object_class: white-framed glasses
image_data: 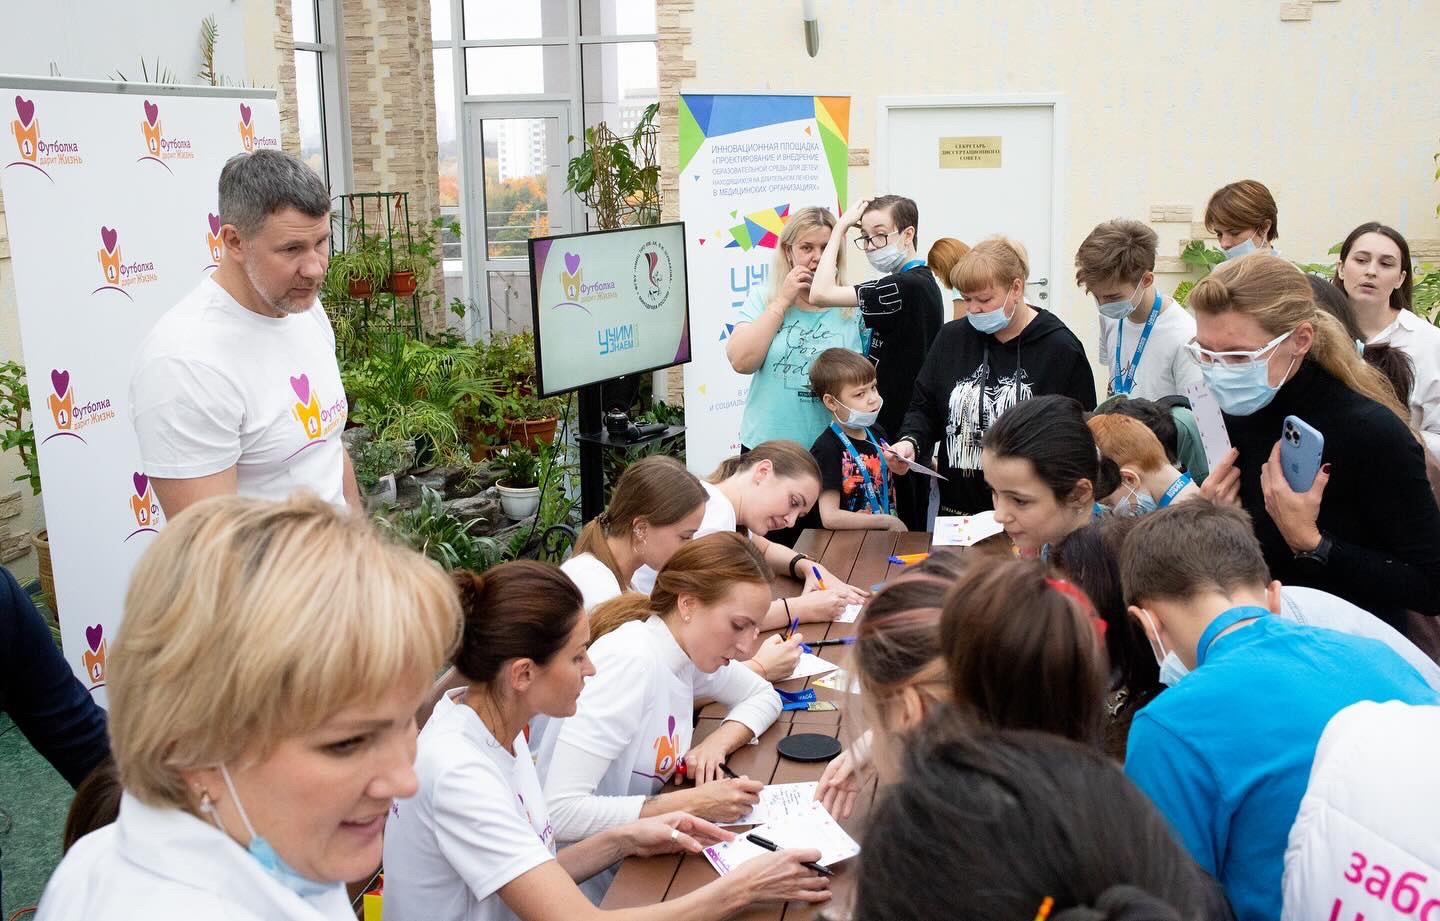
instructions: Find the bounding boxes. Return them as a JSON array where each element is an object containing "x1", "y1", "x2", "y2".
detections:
[{"x1": 1183, "y1": 328, "x2": 1294, "y2": 368}]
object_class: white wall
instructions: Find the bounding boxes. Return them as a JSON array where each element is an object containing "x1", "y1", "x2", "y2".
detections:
[{"x1": 671, "y1": 0, "x2": 1440, "y2": 361}]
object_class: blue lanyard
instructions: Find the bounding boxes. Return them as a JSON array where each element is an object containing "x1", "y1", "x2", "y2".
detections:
[
  {"x1": 1158, "y1": 473, "x2": 1192, "y2": 508},
  {"x1": 829, "y1": 421, "x2": 890, "y2": 515},
  {"x1": 1195, "y1": 605, "x2": 1267, "y2": 667},
  {"x1": 898, "y1": 258, "x2": 926, "y2": 273},
  {"x1": 1112, "y1": 292, "x2": 1163, "y2": 395}
]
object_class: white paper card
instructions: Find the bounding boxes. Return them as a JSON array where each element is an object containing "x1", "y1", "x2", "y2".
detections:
[
  {"x1": 813, "y1": 668, "x2": 858, "y2": 693},
  {"x1": 837, "y1": 603, "x2": 862, "y2": 623},
  {"x1": 704, "y1": 801, "x2": 861, "y2": 874},
  {"x1": 718, "y1": 782, "x2": 820, "y2": 826},
  {"x1": 782, "y1": 652, "x2": 839, "y2": 682},
  {"x1": 881, "y1": 445, "x2": 948, "y2": 480},
  {"x1": 932, "y1": 511, "x2": 1006, "y2": 547},
  {"x1": 1184, "y1": 380, "x2": 1233, "y2": 471}
]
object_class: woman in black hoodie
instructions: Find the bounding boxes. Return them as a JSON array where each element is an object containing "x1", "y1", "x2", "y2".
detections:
[{"x1": 891, "y1": 237, "x2": 1096, "y2": 515}]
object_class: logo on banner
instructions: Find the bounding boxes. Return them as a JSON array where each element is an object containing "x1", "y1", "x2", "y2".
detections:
[
  {"x1": 93, "y1": 226, "x2": 158, "y2": 299},
  {"x1": 204, "y1": 213, "x2": 223, "y2": 269},
  {"x1": 633, "y1": 240, "x2": 674, "y2": 310},
  {"x1": 136, "y1": 99, "x2": 195, "y2": 171},
  {"x1": 41, "y1": 369, "x2": 115, "y2": 444},
  {"x1": 237, "y1": 103, "x2": 278, "y2": 152},
  {"x1": 126, "y1": 472, "x2": 163, "y2": 541},
  {"x1": 286, "y1": 373, "x2": 346, "y2": 458},
  {"x1": 81, "y1": 623, "x2": 108, "y2": 688},
  {"x1": 6, "y1": 95, "x2": 83, "y2": 178}
]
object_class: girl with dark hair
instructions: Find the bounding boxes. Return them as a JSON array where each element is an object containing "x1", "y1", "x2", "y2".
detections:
[
  {"x1": 1333, "y1": 222, "x2": 1440, "y2": 457},
  {"x1": 854, "y1": 729, "x2": 1232, "y2": 921},
  {"x1": 981, "y1": 394, "x2": 1122, "y2": 557},
  {"x1": 384, "y1": 559, "x2": 829, "y2": 921},
  {"x1": 1306, "y1": 273, "x2": 1415, "y2": 408}
]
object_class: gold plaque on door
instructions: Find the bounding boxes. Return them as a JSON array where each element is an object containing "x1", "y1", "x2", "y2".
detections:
[{"x1": 938, "y1": 136, "x2": 1002, "y2": 169}]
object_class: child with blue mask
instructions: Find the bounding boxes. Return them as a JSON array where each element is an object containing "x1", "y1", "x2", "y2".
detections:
[
  {"x1": 1203, "y1": 179, "x2": 1279, "y2": 260},
  {"x1": 1088, "y1": 414, "x2": 1199, "y2": 517},
  {"x1": 806, "y1": 347, "x2": 908, "y2": 532}
]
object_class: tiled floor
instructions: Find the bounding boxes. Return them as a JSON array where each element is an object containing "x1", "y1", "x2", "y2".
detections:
[{"x1": 0, "y1": 699, "x2": 76, "y2": 916}]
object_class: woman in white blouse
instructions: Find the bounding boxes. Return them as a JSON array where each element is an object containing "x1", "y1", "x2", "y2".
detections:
[
  {"x1": 535, "y1": 533, "x2": 785, "y2": 842},
  {"x1": 1334, "y1": 221, "x2": 1440, "y2": 459},
  {"x1": 562, "y1": 455, "x2": 803, "y2": 681},
  {"x1": 383, "y1": 559, "x2": 827, "y2": 921}
]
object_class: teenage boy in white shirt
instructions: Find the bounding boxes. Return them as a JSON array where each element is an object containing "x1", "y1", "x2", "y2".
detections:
[
  {"x1": 1075, "y1": 219, "x2": 1202, "y2": 402},
  {"x1": 130, "y1": 149, "x2": 360, "y2": 518}
]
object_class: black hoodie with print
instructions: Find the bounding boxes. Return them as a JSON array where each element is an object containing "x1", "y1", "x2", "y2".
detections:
[{"x1": 898, "y1": 309, "x2": 1097, "y2": 514}]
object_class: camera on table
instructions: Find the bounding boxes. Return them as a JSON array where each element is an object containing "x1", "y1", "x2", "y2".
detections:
[{"x1": 602, "y1": 408, "x2": 668, "y2": 443}]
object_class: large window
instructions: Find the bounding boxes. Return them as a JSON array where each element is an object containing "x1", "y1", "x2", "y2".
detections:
[
  {"x1": 292, "y1": 0, "x2": 348, "y2": 190},
  {"x1": 432, "y1": 0, "x2": 657, "y2": 335}
]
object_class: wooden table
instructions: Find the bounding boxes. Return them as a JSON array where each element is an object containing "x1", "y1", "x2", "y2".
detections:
[{"x1": 600, "y1": 528, "x2": 934, "y2": 919}]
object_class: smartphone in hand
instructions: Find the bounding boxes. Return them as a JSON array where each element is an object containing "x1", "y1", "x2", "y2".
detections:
[{"x1": 1280, "y1": 415, "x2": 1325, "y2": 492}]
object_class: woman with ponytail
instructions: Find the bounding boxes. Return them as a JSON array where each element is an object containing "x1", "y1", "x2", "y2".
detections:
[
  {"x1": 534, "y1": 533, "x2": 785, "y2": 853},
  {"x1": 979, "y1": 394, "x2": 1122, "y2": 557},
  {"x1": 854, "y1": 729, "x2": 1231, "y2": 921},
  {"x1": 631, "y1": 440, "x2": 867, "y2": 626},
  {"x1": 384, "y1": 560, "x2": 829, "y2": 921},
  {"x1": 1189, "y1": 254, "x2": 1440, "y2": 629}
]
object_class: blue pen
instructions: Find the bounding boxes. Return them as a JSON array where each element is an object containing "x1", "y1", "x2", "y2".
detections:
[
  {"x1": 785, "y1": 615, "x2": 799, "y2": 639},
  {"x1": 812, "y1": 565, "x2": 827, "y2": 590}
]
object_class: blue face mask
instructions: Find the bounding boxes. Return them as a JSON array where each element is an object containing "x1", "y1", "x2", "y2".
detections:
[
  {"x1": 1097, "y1": 280, "x2": 1143, "y2": 320},
  {"x1": 967, "y1": 290, "x2": 1014, "y2": 335},
  {"x1": 1159, "y1": 652, "x2": 1191, "y2": 686},
  {"x1": 1201, "y1": 351, "x2": 1295, "y2": 416},
  {"x1": 1113, "y1": 486, "x2": 1158, "y2": 517},
  {"x1": 1222, "y1": 236, "x2": 1261, "y2": 260},
  {"x1": 208, "y1": 764, "x2": 339, "y2": 900}
]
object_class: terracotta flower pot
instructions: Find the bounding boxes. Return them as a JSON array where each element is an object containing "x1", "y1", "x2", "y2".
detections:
[
  {"x1": 348, "y1": 278, "x2": 374, "y2": 298},
  {"x1": 387, "y1": 271, "x2": 418, "y2": 297},
  {"x1": 505, "y1": 416, "x2": 559, "y2": 450}
]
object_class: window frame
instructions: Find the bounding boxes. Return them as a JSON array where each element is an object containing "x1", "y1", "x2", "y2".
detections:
[{"x1": 293, "y1": 0, "x2": 352, "y2": 192}]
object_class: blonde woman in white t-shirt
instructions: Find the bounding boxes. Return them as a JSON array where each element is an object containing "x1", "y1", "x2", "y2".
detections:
[
  {"x1": 383, "y1": 560, "x2": 829, "y2": 921},
  {"x1": 536, "y1": 533, "x2": 788, "y2": 844},
  {"x1": 564, "y1": 455, "x2": 805, "y2": 681}
]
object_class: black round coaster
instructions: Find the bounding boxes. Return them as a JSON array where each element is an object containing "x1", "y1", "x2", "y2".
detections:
[{"x1": 777, "y1": 733, "x2": 842, "y2": 763}]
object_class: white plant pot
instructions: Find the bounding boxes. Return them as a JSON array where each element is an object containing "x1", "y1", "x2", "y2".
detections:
[{"x1": 497, "y1": 481, "x2": 541, "y2": 519}]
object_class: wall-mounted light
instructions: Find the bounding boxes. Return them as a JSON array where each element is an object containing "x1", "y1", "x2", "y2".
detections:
[{"x1": 803, "y1": 0, "x2": 820, "y2": 57}]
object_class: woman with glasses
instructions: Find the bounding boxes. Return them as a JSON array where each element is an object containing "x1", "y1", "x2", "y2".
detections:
[{"x1": 1190, "y1": 254, "x2": 1440, "y2": 633}]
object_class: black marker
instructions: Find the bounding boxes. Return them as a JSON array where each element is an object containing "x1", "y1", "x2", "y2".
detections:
[
  {"x1": 719, "y1": 761, "x2": 740, "y2": 780},
  {"x1": 746, "y1": 833, "x2": 834, "y2": 877}
]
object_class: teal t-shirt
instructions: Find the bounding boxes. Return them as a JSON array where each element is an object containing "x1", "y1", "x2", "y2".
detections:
[{"x1": 736, "y1": 288, "x2": 864, "y2": 448}]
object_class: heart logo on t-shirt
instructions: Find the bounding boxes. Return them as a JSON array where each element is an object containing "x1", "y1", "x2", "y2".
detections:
[
  {"x1": 290, "y1": 374, "x2": 311, "y2": 404},
  {"x1": 132, "y1": 472, "x2": 149, "y2": 498},
  {"x1": 50, "y1": 369, "x2": 70, "y2": 397}
]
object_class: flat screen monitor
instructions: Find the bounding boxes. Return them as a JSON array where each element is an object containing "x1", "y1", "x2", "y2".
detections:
[{"x1": 527, "y1": 222, "x2": 691, "y2": 397}]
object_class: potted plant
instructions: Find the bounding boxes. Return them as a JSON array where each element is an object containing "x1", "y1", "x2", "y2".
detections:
[
  {"x1": 374, "y1": 485, "x2": 504, "y2": 571},
  {"x1": 0, "y1": 361, "x2": 50, "y2": 611},
  {"x1": 494, "y1": 446, "x2": 542, "y2": 520},
  {"x1": 475, "y1": 331, "x2": 566, "y2": 449},
  {"x1": 386, "y1": 216, "x2": 457, "y2": 298},
  {"x1": 327, "y1": 230, "x2": 390, "y2": 299}
]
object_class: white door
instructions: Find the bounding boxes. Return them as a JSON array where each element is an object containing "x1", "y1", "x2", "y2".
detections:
[
  {"x1": 878, "y1": 98, "x2": 1060, "y2": 310},
  {"x1": 463, "y1": 101, "x2": 580, "y2": 336}
]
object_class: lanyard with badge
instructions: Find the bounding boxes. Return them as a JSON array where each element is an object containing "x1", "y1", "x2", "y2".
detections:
[
  {"x1": 1112, "y1": 292, "x2": 1163, "y2": 396},
  {"x1": 829, "y1": 421, "x2": 891, "y2": 515},
  {"x1": 1195, "y1": 605, "x2": 1267, "y2": 667},
  {"x1": 1158, "y1": 472, "x2": 1192, "y2": 508}
]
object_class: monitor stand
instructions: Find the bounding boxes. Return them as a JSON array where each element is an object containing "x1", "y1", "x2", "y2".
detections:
[{"x1": 574, "y1": 381, "x2": 686, "y2": 523}]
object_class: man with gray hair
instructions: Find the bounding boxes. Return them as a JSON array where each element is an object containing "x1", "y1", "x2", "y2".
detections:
[{"x1": 130, "y1": 148, "x2": 360, "y2": 518}]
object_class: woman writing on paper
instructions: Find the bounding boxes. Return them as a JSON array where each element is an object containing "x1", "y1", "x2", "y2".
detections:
[
  {"x1": 382, "y1": 560, "x2": 828, "y2": 921},
  {"x1": 535, "y1": 533, "x2": 784, "y2": 844}
]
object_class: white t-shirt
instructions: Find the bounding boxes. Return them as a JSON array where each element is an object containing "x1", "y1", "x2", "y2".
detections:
[
  {"x1": 631, "y1": 481, "x2": 736, "y2": 594},
  {"x1": 1279, "y1": 586, "x2": 1440, "y2": 691},
  {"x1": 383, "y1": 690, "x2": 556, "y2": 921},
  {"x1": 39, "y1": 793, "x2": 353, "y2": 921},
  {"x1": 533, "y1": 614, "x2": 780, "y2": 842},
  {"x1": 130, "y1": 277, "x2": 349, "y2": 507},
  {"x1": 1367, "y1": 307, "x2": 1440, "y2": 460},
  {"x1": 1098, "y1": 299, "x2": 1203, "y2": 401},
  {"x1": 560, "y1": 552, "x2": 626, "y2": 611}
]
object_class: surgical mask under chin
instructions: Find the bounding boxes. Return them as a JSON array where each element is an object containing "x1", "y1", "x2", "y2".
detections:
[
  {"x1": 1113, "y1": 486, "x2": 1158, "y2": 517},
  {"x1": 1222, "y1": 236, "x2": 1262, "y2": 260},
  {"x1": 836, "y1": 397, "x2": 883, "y2": 429},
  {"x1": 1201, "y1": 351, "x2": 1295, "y2": 416},
  {"x1": 967, "y1": 291, "x2": 1014, "y2": 335},
  {"x1": 207, "y1": 764, "x2": 337, "y2": 900},
  {"x1": 1136, "y1": 608, "x2": 1189, "y2": 686},
  {"x1": 1097, "y1": 281, "x2": 1143, "y2": 320},
  {"x1": 866, "y1": 243, "x2": 907, "y2": 273}
]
